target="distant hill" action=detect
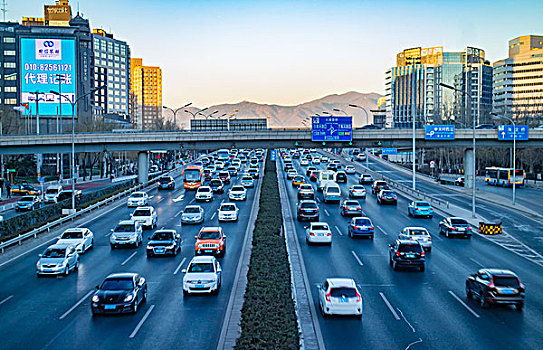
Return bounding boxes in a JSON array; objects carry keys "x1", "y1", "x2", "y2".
[{"x1": 173, "y1": 91, "x2": 383, "y2": 129}]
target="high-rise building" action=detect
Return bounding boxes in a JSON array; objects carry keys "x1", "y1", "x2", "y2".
[
  {"x1": 130, "y1": 58, "x2": 162, "y2": 130},
  {"x1": 493, "y1": 35, "x2": 543, "y2": 123},
  {"x1": 386, "y1": 46, "x2": 493, "y2": 128},
  {"x1": 21, "y1": 0, "x2": 71, "y2": 27}
]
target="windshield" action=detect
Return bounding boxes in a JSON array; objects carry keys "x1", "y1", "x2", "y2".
[
  {"x1": 184, "y1": 169, "x2": 201, "y2": 181},
  {"x1": 330, "y1": 287, "x2": 357, "y2": 298},
  {"x1": 221, "y1": 205, "x2": 236, "y2": 211},
  {"x1": 493, "y1": 276, "x2": 520, "y2": 288},
  {"x1": 184, "y1": 207, "x2": 200, "y2": 214},
  {"x1": 416, "y1": 202, "x2": 430, "y2": 207},
  {"x1": 382, "y1": 191, "x2": 394, "y2": 196},
  {"x1": 151, "y1": 231, "x2": 173, "y2": 241},
  {"x1": 300, "y1": 185, "x2": 312, "y2": 190},
  {"x1": 133, "y1": 209, "x2": 151, "y2": 217},
  {"x1": 101, "y1": 279, "x2": 134, "y2": 291},
  {"x1": 131, "y1": 193, "x2": 144, "y2": 198},
  {"x1": 312, "y1": 224, "x2": 329, "y2": 231},
  {"x1": 451, "y1": 218, "x2": 468, "y2": 225},
  {"x1": 198, "y1": 230, "x2": 221, "y2": 240},
  {"x1": 345, "y1": 201, "x2": 359, "y2": 206},
  {"x1": 46, "y1": 189, "x2": 59, "y2": 194},
  {"x1": 354, "y1": 218, "x2": 371, "y2": 226},
  {"x1": 219, "y1": 172, "x2": 229, "y2": 177},
  {"x1": 352, "y1": 186, "x2": 364, "y2": 190},
  {"x1": 232, "y1": 186, "x2": 244, "y2": 191},
  {"x1": 188, "y1": 262, "x2": 214, "y2": 273},
  {"x1": 42, "y1": 248, "x2": 66, "y2": 258},
  {"x1": 115, "y1": 224, "x2": 135, "y2": 233},
  {"x1": 210, "y1": 180, "x2": 222, "y2": 186},
  {"x1": 398, "y1": 244, "x2": 422, "y2": 253},
  {"x1": 198, "y1": 187, "x2": 211, "y2": 193},
  {"x1": 61, "y1": 230, "x2": 83, "y2": 239},
  {"x1": 20, "y1": 196, "x2": 34, "y2": 202},
  {"x1": 326, "y1": 187, "x2": 340, "y2": 194},
  {"x1": 158, "y1": 177, "x2": 171, "y2": 183},
  {"x1": 301, "y1": 202, "x2": 317, "y2": 209},
  {"x1": 242, "y1": 177, "x2": 252, "y2": 181}
]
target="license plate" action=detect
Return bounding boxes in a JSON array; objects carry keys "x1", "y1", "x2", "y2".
[
  {"x1": 155, "y1": 249, "x2": 164, "y2": 253},
  {"x1": 204, "y1": 250, "x2": 213, "y2": 253},
  {"x1": 501, "y1": 289, "x2": 515, "y2": 294},
  {"x1": 104, "y1": 305, "x2": 116, "y2": 310},
  {"x1": 194, "y1": 285, "x2": 205, "y2": 289},
  {"x1": 337, "y1": 298, "x2": 349, "y2": 303},
  {"x1": 406, "y1": 254, "x2": 415, "y2": 258},
  {"x1": 458, "y1": 228, "x2": 465, "y2": 232},
  {"x1": 43, "y1": 269, "x2": 52, "y2": 272}
]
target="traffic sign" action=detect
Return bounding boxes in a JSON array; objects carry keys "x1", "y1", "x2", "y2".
[
  {"x1": 382, "y1": 148, "x2": 397, "y2": 155},
  {"x1": 38, "y1": 177, "x2": 44, "y2": 183},
  {"x1": 271, "y1": 150, "x2": 276, "y2": 161},
  {"x1": 498, "y1": 125, "x2": 528, "y2": 141},
  {"x1": 6, "y1": 169, "x2": 15, "y2": 173},
  {"x1": 430, "y1": 161, "x2": 436, "y2": 168},
  {"x1": 425, "y1": 125, "x2": 455, "y2": 140},
  {"x1": 311, "y1": 116, "x2": 352, "y2": 142}
]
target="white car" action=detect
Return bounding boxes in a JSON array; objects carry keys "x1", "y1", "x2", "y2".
[
  {"x1": 229, "y1": 185, "x2": 247, "y2": 201},
  {"x1": 321, "y1": 156, "x2": 330, "y2": 163},
  {"x1": 110, "y1": 220, "x2": 143, "y2": 248},
  {"x1": 196, "y1": 186, "x2": 214, "y2": 202},
  {"x1": 215, "y1": 161, "x2": 225, "y2": 170},
  {"x1": 398, "y1": 227, "x2": 432, "y2": 252},
  {"x1": 300, "y1": 158, "x2": 309, "y2": 166},
  {"x1": 130, "y1": 206, "x2": 157, "y2": 229},
  {"x1": 305, "y1": 222, "x2": 332, "y2": 245},
  {"x1": 318, "y1": 278, "x2": 363, "y2": 319},
  {"x1": 182, "y1": 256, "x2": 222, "y2": 295},
  {"x1": 312, "y1": 157, "x2": 321, "y2": 164},
  {"x1": 349, "y1": 185, "x2": 366, "y2": 199},
  {"x1": 345, "y1": 165, "x2": 356, "y2": 174},
  {"x1": 181, "y1": 205, "x2": 205, "y2": 224},
  {"x1": 218, "y1": 202, "x2": 239, "y2": 222},
  {"x1": 128, "y1": 192, "x2": 149, "y2": 207},
  {"x1": 56, "y1": 228, "x2": 94, "y2": 254}
]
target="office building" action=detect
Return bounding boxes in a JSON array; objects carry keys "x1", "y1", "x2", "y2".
[
  {"x1": 21, "y1": 0, "x2": 71, "y2": 27},
  {"x1": 0, "y1": 22, "x2": 20, "y2": 108},
  {"x1": 130, "y1": 58, "x2": 162, "y2": 130},
  {"x1": 493, "y1": 35, "x2": 543, "y2": 123},
  {"x1": 190, "y1": 118, "x2": 267, "y2": 131},
  {"x1": 370, "y1": 97, "x2": 387, "y2": 128}
]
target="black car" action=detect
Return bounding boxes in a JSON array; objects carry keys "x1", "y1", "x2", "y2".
[
  {"x1": 146, "y1": 230, "x2": 181, "y2": 257},
  {"x1": 371, "y1": 181, "x2": 389, "y2": 194},
  {"x1": 209, "y1": 179, "x2": 225, "y2": 194},
  {"x1": 284, "y1": 163, "x2": 293, "y2": 172},
  {"x1": 248, "y1": 168, "x2": 259, "y2": 179},
  {"x1": 306, "y1": 166, "x2": 317, "y2": 176},
  {"x1": 297, "y1": 200, "x2": 319, "y2": 221},
  {"x1": 158, "y1": 176, "x2": 175, "y2": 190},
  {"x1": 57, "y1": 189, "x2": 82, "y2": 202},
  {"x1": 91, "y1": 273, "x2": 147, "y2": 315},
  {"x1": 466, "y1": 269, "x2": 525, "y2": 310},
  {"x1": 377, "y1": 190, "x2": 397, "y2": 205},
  {"x1": 327, "y1": 163, "x2": 337, "y2": 171},
  {"x1": 439, "y1": 217, "x2": 472, "y2": 238},
  {"x1": 389, "y1": 240, "x2": 425, "y2": 271},
  {"x1": 335, "y1": 171, "x2": 347, "y2": 183}
]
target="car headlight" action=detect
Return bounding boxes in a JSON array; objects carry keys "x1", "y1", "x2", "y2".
[
  {"x1": 92, "y1": 295, "x2": 99, "y2": 302},
  {"x1": 111, "y1": 234, "x2": 117, "y2": 239},
  {"x1": 36, "y1": 261, "x2": 41, "y2": 266},
  {"x1": 124, "y1": 294, "x2": 134, "y2": 302}
]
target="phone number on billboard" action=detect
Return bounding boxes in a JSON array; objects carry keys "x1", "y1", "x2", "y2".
[{"x1": 24, "y1": 63, "x2": 73, "y2": 72}]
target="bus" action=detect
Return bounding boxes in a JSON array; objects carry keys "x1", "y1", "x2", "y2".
[
  {"x1": 182, "y1": 166, "x2": 203, "y2": 190},
  {"x1": 216, "y1": 149, "x2": 230, "y2": 163},
  {"x1": 485, "y1": 167, "x2": 525, "y2": 187}
]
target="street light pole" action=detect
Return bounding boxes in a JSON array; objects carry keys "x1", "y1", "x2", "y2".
[
  {"x1": 492, "y1": 112, "x2": 516, "y2": 205},
  {"x1": 348, "y1": 104, "x2": 371, "y2": 126},
  {"x1": 333, "y1": 108, "x2": 348, "y2": 116},
  {"x1": 163, "y1": 102, "x2": 192, "y2": 130}
]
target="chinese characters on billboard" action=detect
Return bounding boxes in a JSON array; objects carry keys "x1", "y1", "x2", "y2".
[{"x1": 20, "y1": 37, "x2": 76, "y2": 116}]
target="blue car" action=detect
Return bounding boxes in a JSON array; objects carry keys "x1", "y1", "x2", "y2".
[
  {"x1": 348, "y1": 217, "x2": 374, "y2": 239},
  {"x1": 408, "y1": 201, "x2": 433, "y2": 218}
]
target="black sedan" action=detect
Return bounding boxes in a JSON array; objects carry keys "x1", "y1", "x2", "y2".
[
  {"x1": 389, "y1": 240, "x2": 425, "y2": 272},
  {"x1": 209, "y1": 179, "x2": 225, "y2": 194},
  {"x1": 146, "y1": 230, "x2": 181, "y2": 257},
  {"x1": 157, "y1": 176, "x2": 175, "y2": 190},
  {"x1": 91, "y1": 273, "x2": 147, "y2": 315},
  {"x1": 439, "y1": 217, "x2": 472, "y2": 238}
]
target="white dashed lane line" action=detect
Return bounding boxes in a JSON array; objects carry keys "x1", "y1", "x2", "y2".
[
  {"x1": 121, "y1": 252, "x2": 138, "y2": 266},
  {"x1": 129, "y1": 305, "x2": 156, "y2": 338},
  {"x1": 173, "y1": 257, "x2": 187, "y2": 275}
]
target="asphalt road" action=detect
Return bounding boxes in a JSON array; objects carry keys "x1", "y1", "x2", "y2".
[
  {"x1": 281, "y1": 153, "x2": 543, "y2": 350},
  {"x1": 0, "y1": 163, "x2": 261, "y2": 350}
]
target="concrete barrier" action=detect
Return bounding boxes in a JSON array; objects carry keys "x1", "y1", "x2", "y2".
[{"x1": 479, "y1": 221, "x2": 502, "y2": 235}]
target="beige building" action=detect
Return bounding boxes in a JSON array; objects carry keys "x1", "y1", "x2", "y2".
[
  {"x1": 22, "y1": 0, "x2": 72, "y2": 27},
  {"x1": 493, "y1": 35, "x2": 543, "y2": 123},
  {"x1": 130, "y1": 58, "x2": 163, "y2": 130}
]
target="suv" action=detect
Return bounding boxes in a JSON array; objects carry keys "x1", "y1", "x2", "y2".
[
  {"x1": 439, "y1": 217, "x2": 472, "y2": 238},
  {"x1": 297, "y1": 200, "x2": 319, "y2": 221},
  {"x1": 335, "y1": 171, "x2": 347, "y2": 183},
  {"x1": 44, "y1": 185, "x2": 63, "y2": 204},
  {"x1": 110, "y1": 220, "x2": 143, "y2": 248},
  {"x1": 371, "y1": 181, "x2": 389, "y2": 194},
  {"x1": 348, "y1": 217, "x2": 374, "y2": 239},
  {"x1": 306, "y1": 166, "x2": 317, "y2": 176},
  {"x1": 389, "y1": 239, "x2": 425, "y2": 272},
  {"x1": 359, "y1": 174, "x2": 373, "y2": 184},
  {"x1": 146, "y1": 229, "x2": 181, "y2": 257},
  {"x1": 318, "y1": 278, "x2": 362, "y2": 319},
  {"x1": 340, "y1": 200, "x2": 362, "y2": 216},
  {"x1": 158, "y1": 176, "x2": 175, "y2": 190},
  {"x1": 298, "y1": 184, "x2": 315, "y2": 200},
  {"x1": 195, "y1": 227, "x2": 227, "y2": 257},
  {"x1": 466, "y1": 269, "x2": 525, "y2": 310},
  {"x1": 209, "y1": 179, "x2": 225, "y2": 194},
  {"x1": 130, "y1": 206, "x2": 157, "y2": 229},
  {"x1": 182, "y1": 256, "x2": 222, "y2": 296}
]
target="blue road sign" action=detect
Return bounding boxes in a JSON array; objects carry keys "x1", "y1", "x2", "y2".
[
  {"x1": 271, "y1": 150, "x2": 276, "y2": 161},
  {"x1": 38, "y1": 177, "x2": 44, "y2": 183},
  {"x1": 312, "y1": 116, "x2": 352, "y2": 142},
  {"x1": 498, "y1": 125, "x2": 529, "y2": 141},
  {"x1": 425, "y1": 125, "x2": 455, "y2": 140},
  {"x1": 382, "y1": 148, "x2": 397, "y2": 155}
]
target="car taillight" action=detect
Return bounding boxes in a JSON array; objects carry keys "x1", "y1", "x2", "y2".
[
  {"x1": 429, "y1": 208, "x2": 433, "y2": 211},
  {"x1": 428, "y1": 237, "x2": 432, "y2": 241},
  {"x1": 316, "y1": 208, "x2": 319, "y2": 211},
  {"x1": 325, "y1": 292, "x2": 331, "y2": 302},
  {"x1": 414, "y1": 207, "x2": 419, "y2": 210},
  {"x1": 451, "y1": 226, "x2": 457, "y2": 230},
  {"x1": 355, "y1": 290, "x2": 361, "y2": 303},
  {"x1": 395, "y1": 251, "x2": 400, "y2": 257},
  {"x1": 468, "y1": 227, "x2": 472, "y2": 230},
  {"x1": 420, "y1": 252, "x2": 425, "y2": 257},
  {"x1": 393, "y1": 197, "x2": 397, "y2": 200},
  {"x1": 310, "y1": 232, "x2": 315, "y2": 236},
  {"x1": 357, "y1": 207, "x2": 361, "y2": 210},
  {"x1": 370, "y1": 226, "x2": 374, "y2": 230}
]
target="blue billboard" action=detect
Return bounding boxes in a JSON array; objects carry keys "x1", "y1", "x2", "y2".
[
  {"x1": 311, "y1": 116, "x2": 352, "y2": 142},
  {"x1": 20, "y1": 37, "x2": 77, "y2": 116},
  {"x1": 497, "y1": 125, "x2": 529, "y2": 141},
  {"x1": 425, "y1": 125, "x2": 455, "y2": 140}
]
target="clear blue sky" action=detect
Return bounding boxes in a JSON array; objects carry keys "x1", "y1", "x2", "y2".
[{"x1": 10, "y1": 0, "x2": 543, "y2": 107}]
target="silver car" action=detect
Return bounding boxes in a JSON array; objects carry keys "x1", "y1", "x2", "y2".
[
  {"x1": 398, "y1": 227, "x2": 432, "y2": 251},
  {"x1": 181, "y1": 205, "x2": 205, "y2": 224},
  {"x1": 36, "y1": 244, "x2": 79, "y2": 277},
  {"x1": 110, "y1": 220, "x2": 143, "y2": 249}
]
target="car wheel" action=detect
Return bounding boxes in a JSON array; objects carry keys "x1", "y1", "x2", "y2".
[
  {"x1": 479, "y1": 294, "x2": 489, "y2": 309},
  {"x1": 340, "y1": 210, "x2": 344, "y2": 216},
  {"x1": 420, "y1": 265, "x2": 425, "y2": 272},
  {"x1": 445, "y1": 230, "x2": 450, "y2": 238},
  {"x1": 74, "y1": 260, "x2": 79, "y2": 271},
  {"x1": 90, "y1": 239, "x2": 94, "y2": 249},
  {"x1": 349, "y1": 230, "x2": 352, "y2": 238},
  {"x1": 356, "y1": 314, "x2": 362, "y2": 320},
  {"x1": 392, "y1": 260, "x2": 397, "y2": 271},
  {"x1": 516, "y1": 303, "x2": 524, "y2": 311},
  {"x1": 183, "y1": 290, "x2": 189, "y2": 297},
  {"x1": 132, "y1": 299, "x2": 139, "y2": 314},
  {"x1": 320, "y1": 302, "x2": 328, "y2": 318},
  {"x1": 110, "y1": 244, "x2": 116, "y2": 250},
  {"x1": 142, "y1": 288, "x2": 148, "y2": 302},
  {"x1": 466, "y1": 285, "x2": 473, "y2": 299},
  {"x1": 408, "y1": 210, "x2": 411, "y2": 217},
  {"x1": 369, "y1": 235, "x2": 374, "y2": 240},
  {"x1": 64, "y1": 266, "x2": 70, "y2": 276}
]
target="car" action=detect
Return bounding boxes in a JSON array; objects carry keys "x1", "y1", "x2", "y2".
[
  {"x1": 321, "y1": 156, "x2": 329, "y2": 163},
  {"x1": 15, "y1": 195, "x2": 41, "y2": 211},
  {"x1": 218, "y1": 202, "x2": 239, "y2": 222},
  {"x1": 356, "y1": 153, "x2": 367, "y2": 162},
  {"x1": 398, "y1": 227, "x2": 432, "y2": 251},
  {"x1": 157, "y1": 176, "x2": 175, "y2": 190},
  {"x1": 240, "y1": 175, "x2": 255, "y2": 188},
  {"x1": 292, "y1": 152, "x2": 300, "y2": 159},
  {"x1": 227, "y1": 166, "x2": 238, "y2": 177},
  {"x1": 36, "y1": 244, "x2": 79, "y2": 277},
  {"x1": 327, "y1": 163, "x2": 337, "y2": 171},
  {"x1": 10, "y1": 184, "x2": 41, "y2": 196},
  {"x1": 475, "y1": 123, "x2": 496, "y2": 129},
  {"x1": 340, "y1": 200, "x2": 362, "y2": 216},
  {"x1": 377, "y1": 190, "x2": 397, "y2": 205},
  {"x1": 312, "y1": 157, "x2": 321, "y2": 165},
  {"x1": 110, "y1": 220, "x2": 143, "y2": 249},
  {"x1": 248, "y1": 167, "x2": 259, "y2": 179},
  {"x1": 286, "y1": 169, "x2": 298, "y2": 180},
  {"x1": 318, "y1": 278, "x2": 362, "y2": 319},
  {"x1": 361, "y1": 124, "x2": 382, "y2": 129},
  {"x1": 284, "y1": 162, "x2": 293, "y2": 171},
  {"x1": 91, "y1": 273, "x2": 147, "y2": 315},
  {"x1": 305, "y1": 222, "x2": 332, "y2": 245},
  {"x1": 466, "y1": 269, "x2": 525, "y2": 310},
  {"x1": 335, "y1": 171, "x2": 347, "y2": 183},
  {"x1": 345, "y1": 165, "x2": 356, "y2": 174},
  {"x1": 300, "y1": 158, "x2": 309, "y2": 166},
  {"x1": 196, "y1": 186, "x2": 214, "y2": 202},
  {"x1": 195, "y1": 227, "x2": 226, "y2": 257},
  {"x1": 306, "y1": 166, "x2": 317, "y2": 176},
  {"x1": 389, "y1": 239, "x2": 425, "y2": 272},
  {"x1": 229, "y1": 185, "x2": 247, "y2": 201},
  {"x1": 146, "y1": 229, "x2": 181, "y2": 257},
  {"x1": 298, "y1": 184, "x2": 315, "y2": 200},
  {"x1": 297, "y1": 200, "x2": 319, "y2": 221},
  {"x1": 56, "y1": 228, "x2": 94, "y2": 254},
  {"x1": 309, "y1": 171, "x2": 319, "y2": 182},
  {"x1": 408, "y1": 201, "x2": 434, "y2": 218},
  {"x1": 128, "y1": 191, "x2": 149, "y2": 207},
  {"x1": 203, "y1": 168, "x2": 214, "y2": 181},
  {"x1": 352, "y1": 149, "x2": 360, "y2": 155},
  {"x1": 323, "y1": 184, "x2": 341, "y2": 203},
  {"x1": 332, "y1": 160, "x2": 342, "y2": 169},
  {"x1": 57, "y1": 189, "x2": 82, "y2": 202},
  {"x1": 182, "y1": 256, "x2": 222, "y2": 296},
  {"x1": 44, "y1": 185, "x2": 63, "y2": 204},
  {"x1": 215, "y1": 161, "x2": 225, "y2": 170},
  {"x1": 455, "y1": 177, "x2": 465, "y2": 186},
  {"x1": 130, "y1": 206, "x2": 157, "y2": 229},
  {"x1": 439, "y1": 217, "x2": 472, "y2": 238},
  {"x1": 348, "y1": 217, "x2": 374, "y2": 239},
  {"x1": 292, "y1": 175, "x2": 305, "y2": 187},
  {"x1": 209, "y1": 179, "x2": 225, "y2": 194},
  {"x1": 371, "y1": 180, "x2": 389, "y2": 194},
  {"x1": 181, "y1": 205, "x2": 205, "y2": 224},
  {"x1": 359, "y1": 174, "x2": 373, "y2": 184},
  {"x1": 218, "y1": 171, "x2": 231, "y2": 184},
  {"x1": 349, "y1": 185, "x2": 366, "y2": 199}
]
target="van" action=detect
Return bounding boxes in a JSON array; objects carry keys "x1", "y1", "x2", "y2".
[
  {"x1": 323, "y1": 183, "x2": 341, "y2": 203},
  {"x1": 44, "y1": 185, "x2": 63, "y2": 204},
  {"x1": 317, "y1": 170, "x2": 336, "y2": 192}
]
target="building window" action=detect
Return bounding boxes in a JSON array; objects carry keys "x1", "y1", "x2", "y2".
[
  {"x1": 3, "y1": 37, "x2": 15, "y2": 43},
  {"x1": 4, "y1": 98, "x2": 16, "y2": 104},
  {"x1": 4, "y1": 50, "x2": 16, "y2": 56},
  {"x1": 5, "y1": 86, "x2": 16, "y2": 92}
]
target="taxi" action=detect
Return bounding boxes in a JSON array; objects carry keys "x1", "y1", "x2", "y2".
[
  {"x1": 194, "y1": 227, "x2": 227, "y2": 257},
  {"x1": 292, "y1": 175, "x2": 305, "y2": 187}
]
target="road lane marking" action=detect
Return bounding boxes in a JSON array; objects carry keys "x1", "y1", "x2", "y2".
[
  {"x1": 189, "y1": 199, "x2": 195, "y2": 204},
  {"x1": 376, "y1": 225, "x2": 388, "y2": 236},
  {"x1": 173, "y1": 257, "x2": 187, "y2": 275},
  {"x1": 172, "y1": 194, "x2": 184, "y2": 203},
  {"x1": 316, "y1": 198, "x2": 320, "y2": 203},
  {"x1": 397, "y1": 308, "x2": 416, "y2": 332},
  {"x1": 174, "y1": 210, "x2": 183, "y2": 217},
  {"x1": 59, "y1": 290, "x2": 94, "y2": 320},
  {"x1": 448, "y1": 290, "x2": 480, "y2": 318},
  {"x1": 0, "y1": 295, "x2": 13, "y2": 306},
  {"x1": 379, "y1": 292, "x2": 400, "y2": 320},
  {"x1": 157, "y1": 197, "x2": 164, "y2": 203},
  {"x1": 334, "y1": 226, "x2": 343, "y2": 236},
  {"x1": 351, "y1": 251, "x2": 363, "y2": 266},
  {"x1": 469, "y1": 257, "x2": 483, "y2": 267},
  {"x1": 121, "y1": 252, "x2": 138, "y2": 266},
  {"x1": 324, "y1": 209, "x2": 330, "y2": 216},
  {"x1": 211, "y1": 212, "x2": 216, "y2": 220},
  {"x1": 129, "y1": 304, "x2": 155, "y2": 338}
]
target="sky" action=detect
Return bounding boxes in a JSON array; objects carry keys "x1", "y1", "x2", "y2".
[{"x1": 9, "y1": 0, "x2": 543, "y2": 107}]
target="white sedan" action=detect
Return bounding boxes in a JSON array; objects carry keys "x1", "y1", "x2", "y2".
[
  {"x1": 218, "y1": 202, "x2": 239, "y2": 222},
  {"x1": 345, "y1": 165, "x2": 356, "y2": 174},
  {"x1": 127, "y1": 192, "x2": 149, "y2": 207},
  {"x1": 318, "y1": 278, "x2": 363, "y2": 319},
  {"x1": 300, "y1": 159, "x2": 309, "y2": 166},
  {"x1": 228, "y1": 185, "x2": 247, "y2": 201},
  {"x1": 305, "y1": 222, "x2": 332, "y2": 245},
  {"x1": 182, "y1": 256, "x2": 222, "y2": 295},
  {"x1": 56, "y1": 228, "x2": 94, "y2": 254},
  {"x1": 195, "y1": 186, "x2": 214, "y2": 202}
]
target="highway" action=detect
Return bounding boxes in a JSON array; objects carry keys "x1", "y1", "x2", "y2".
[
  {"x1": 0, "y1": 162, "x2": 261, "y2": 350},
  {"x1": 280, "y1": 152, "x2": 543, "y2": 349}
]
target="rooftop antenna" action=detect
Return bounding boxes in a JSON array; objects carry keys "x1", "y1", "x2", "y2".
[{"x1": 1, "y1": 0, "x2": 7, "y2": 22}]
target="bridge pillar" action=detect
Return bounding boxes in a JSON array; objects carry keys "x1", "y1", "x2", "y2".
[
  {"x1": 464, "y1": 148, "x2": 474, "y2": 189},
  {"x1": 138, "y1": 151, "x2": 149, "y2": 184}
]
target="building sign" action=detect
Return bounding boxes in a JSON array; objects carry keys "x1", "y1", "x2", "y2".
[
  {"x1": 382, "y1": 148, "x2": 398, "y2": 155},
  {"x1": 20, "y1": 37, "x2": 76, "y2": 116},
  {"x1": 311, "y1": 116, "x2": 352, "y2": 142},
  {"x1": 425, "y1": 125, "x2": 455, "y2": 140},
  {"x1": 45, "y1": 3, "x2": 72, "y2": 26},
  {"x1": 497, "y1": 125, "x2": 529, "y2": 141}
]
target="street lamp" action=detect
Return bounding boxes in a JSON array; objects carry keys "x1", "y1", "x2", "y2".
[
  {"x1": 333, "y1": 108, "x2": 348, "y2": 116},
  {"x1": 163, "y1": 102, "x2": 192, "y2": 130},
  {"x1": 50, "y1": 85, "x2": 106, "y2": 212},
  {"x1": 184, "y1": 107, "x2": 209, "y2": 119},
  {"x1": 440, "y1": 82, "x2": 476, "y2": 218},
  {"x1": 348, "y1": 104, "x2": 371, "y2": 126},
  {"x1": 491, "y1": 112, "x2": 517, "y2": 205},
  {"x1": 205, "y1": 110, "x2": 219, "y2": 119},
  {"x1": 322, "y1": 111, "x2": 332, "y2": 115}
]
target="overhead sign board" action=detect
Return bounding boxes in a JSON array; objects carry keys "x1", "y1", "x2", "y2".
[
  {"x1": 497, "y1": 125, "x2": 529, "y2": 141},
  {"x1": 382, "y1": 148, "x2": 398, "y2": 155},
  {"x1": 311, "y1": 116, "x2": 352, "y2": 142},
  {"x1": 425, "y1": 125, "x2": 455, "y2": 140}
]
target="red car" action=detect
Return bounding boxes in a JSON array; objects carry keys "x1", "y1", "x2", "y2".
[{"x1": 309, "y1": 171, "x2": 319, "y2": 182}]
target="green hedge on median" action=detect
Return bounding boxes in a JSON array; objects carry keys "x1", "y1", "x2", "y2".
[{"x1": 236, "y1": 154, "x2": 299, "y2": 350}]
